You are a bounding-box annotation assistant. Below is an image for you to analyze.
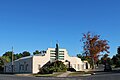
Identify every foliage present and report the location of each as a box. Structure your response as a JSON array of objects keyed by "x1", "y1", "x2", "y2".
[
  {"x1": 49, "y1": 61, "x2": 67, "y2": 72},
  {"x1": 101, "y1": 54, "x2": 109, "y2": 65},
  {"x1": 117, "y1": 46, "x2": 120, "y2": 54},
  {"x1": 2, "y1": 51, "x2": 31, "y2": 61},
  {"x1": 0, "y1": 57, "x2": 8, "y2": 71},
  {"x1": 101, "y1": 54, "x2": 112, "y2": 65},
  {"x1": 77, "y1": 54, "x2": 86, "y2": 61},
  {"x1": 115, "y1": 60, "x2": 120, "y2": 68},
  {"x1": 112, "y1": 55, "x2": 118, "y2": 65},
  {"x1": 39, "y1": 61, "x2": 67, "y2": 74},
  {"x1": 33, "y1": 50, "x2": 40, "y2": 55},
  {"x1": 22, "y1": 51, "x2": 30, "y2": 57},
  {"x1": 81, "y1": 32, "x2": 110, "y2": 69},
  {"x1": 14, "y1": 53, "x2": 23, "y2": 60},
  {"x1": 2, "y1": 56, "x2": 11, "y2": 63},
  {"x1": 77, "y1": 53, "x2": 92, "y2": 67},
  {"x1": 33, "y1": 50, "x2": 46, "y2": 56},
  {"x1": 2, "y1": 51, "x2": 13, "y2": 62},
  {"x1": 112, "y1": 46, "x2": 120, "y2": 67}
]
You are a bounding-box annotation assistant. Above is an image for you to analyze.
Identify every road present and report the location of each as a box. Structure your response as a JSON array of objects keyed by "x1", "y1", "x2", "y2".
[
  {"x1": 78, "y1": 71, "x2": 120, "y2": 80},
  {"x1": 1, "y1": 72, "x2": 120, "y2": 80}
]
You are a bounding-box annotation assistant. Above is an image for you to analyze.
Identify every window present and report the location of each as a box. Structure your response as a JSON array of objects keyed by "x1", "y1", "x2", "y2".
[
  {"x1": 19, "y1": 65, "x2": 21, "y2": 71},
  {"x1": 22, "y1": 65, "x2": 24, "y2": 70},
  {"x1": 13, "y1": 65, "x2": 15, "y2": 71},
  {"x1": 74, "y1": 64, "x2": 76, "y2": 68},
  {"x1": 50, "y1": 53, "x2": 55, "y2": 54},
  {"x1": 50, "y1": 50, "x2": 55, "y2": 52},
  {"x1": 59, "y1": 58, "x2": 64, "y2": 60},
  {"x1": 58, "y1": 55, "x2": 64, "y2": 60},
  {"x1": 59, "y1": 55, "x2": 64, "y2": 57},
  {"x1": 78, "y1": 64, "x2": 80, "y2": 70},
  {"x1": 19, "y1": 65, "x2": 24, "y2": 71},
  {"x1": 25, "y1": 64, "x2": 28, "y2": 71},
  {"x1": 59, "y1": 51, "x2": 64, "y2": 52},
  {"x1": 50, "y1": 56, "x2": 56, "y2": 57},
  {"x1": 59, "y1": 53, "x2": 64, "y2": 55}
]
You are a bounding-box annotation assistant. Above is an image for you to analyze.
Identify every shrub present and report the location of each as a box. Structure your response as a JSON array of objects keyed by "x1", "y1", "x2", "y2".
[
  {"x1": 115, "y1": 60, "x2": 120, "y2": 68},
  {"x1": 39, "y1": 67, "x2": 53, "y2": 74},
  {"x1": 39, "y1": 61, "x2": 67, "y2": 74}
]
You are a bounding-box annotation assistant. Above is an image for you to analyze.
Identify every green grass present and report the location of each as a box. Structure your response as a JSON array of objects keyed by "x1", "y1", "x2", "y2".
[
  {"x1": 33, "y1": 72, "x2": 64, "y2": 77},
  {"x1": 68, "y1": 71, "x2": 93, "y2": 77}
]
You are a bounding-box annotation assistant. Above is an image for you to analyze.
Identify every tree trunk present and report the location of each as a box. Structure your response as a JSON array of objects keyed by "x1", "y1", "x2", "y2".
[{"x1": 92, "y1": 57, "x2": 95, "y2": 69}]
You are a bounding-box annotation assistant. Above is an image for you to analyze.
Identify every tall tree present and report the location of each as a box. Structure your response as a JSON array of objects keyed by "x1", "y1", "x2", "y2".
[
  {"x1": 2, "y1": 51, "x2": 13, "y2": 62},
  {"x1": 111, "y1": 46, "x2": 120, "y2": 67},
  {"x1": 0, "y1": 57, "x2": 8, "y2": 71},
  {"x1": 81, "y1": 32, "x2": 110, "y2": 69},
  {"x1": 2, "y1": 56, "x2": 11, "y2": 63},
  {"x1": 14, "y1": 53, "x2": 23, "y2": 60},
  {"x1": 101, "y1": 54, "x2": 112, "y2": 65},
  {"x1": 77, "y1": 53, "x2": 88, "y2": 61},
  {"x1": 112, "y1": 55, "x2": 117, "y2": 65},
  {"x1": 117, "y1": 46, "x2": 120, "y2": 54},
  {"x1": 22, "y1": 51, "x2": 30, "y2": 57},
  {"x1": 33, "y1": 50, "x2": 40, "y2": 55}
]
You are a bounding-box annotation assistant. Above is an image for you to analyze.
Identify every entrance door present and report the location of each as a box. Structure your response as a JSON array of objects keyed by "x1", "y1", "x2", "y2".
[{"x1": 86, "y1": 63, "x2": 88, "y2": 69}]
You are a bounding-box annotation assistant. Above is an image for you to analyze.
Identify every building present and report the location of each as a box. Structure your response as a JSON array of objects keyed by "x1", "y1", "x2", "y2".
[{"x1": 4, "y1": 44, "x2": 90, "y2": 74}]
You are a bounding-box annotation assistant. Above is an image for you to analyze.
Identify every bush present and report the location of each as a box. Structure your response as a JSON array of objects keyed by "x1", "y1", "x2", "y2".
[
  {"x1": 115, "y1": 60, "x2": 120, "y2": 68},
  {"x1": 39, "y1": 61, "x2": 67, "y2": 74},
  {"x1": 67, "y1": 68, "x2": 76, "y2": 72},
  {"x1": 38, "y1": 67, "x2": 53, "y2": 74},
  {"x1": 50, "y1": 61, "x2": 67, "y2": 72}
]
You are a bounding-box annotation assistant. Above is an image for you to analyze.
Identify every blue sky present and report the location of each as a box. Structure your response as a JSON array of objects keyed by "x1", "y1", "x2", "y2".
[{"x1": 0, "y1": 0, "x2": 120, "y2": 57}]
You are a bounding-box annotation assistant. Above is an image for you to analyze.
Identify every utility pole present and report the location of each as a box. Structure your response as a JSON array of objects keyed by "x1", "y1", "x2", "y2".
[{"x1": 11, "y1": 46, "x2": 14, "y2": 73}]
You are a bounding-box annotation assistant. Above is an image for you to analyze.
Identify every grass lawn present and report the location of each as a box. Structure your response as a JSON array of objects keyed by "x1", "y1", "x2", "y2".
[
  {"x1": 33, "y1": 72, "x2": 65, "y2": 77},
  {"x1": 68, "y1": 71, "x2": 94, "y2": 77}
]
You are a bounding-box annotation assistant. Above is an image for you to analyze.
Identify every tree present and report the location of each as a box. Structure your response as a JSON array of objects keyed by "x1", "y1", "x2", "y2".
[
  {"x1": 111, "y1": 46, "x2": 120, "y2": 67},
  {"x1": 2, "y1": 56, "x2": 11, "y2": 63},
  {"x1": 0, "y1": 57, "x2": 8, "y2": 72},
  {"x1": 77, "y1": 54, "x2": 84, "y2": 60},
  {"x1": 81, "y1": 32, "x2": 110, "y2": 69},
  {"x1": 2, "y1": 51, "x2": 13, "y2": 62},
  {"x1": 33, "y1": 50, "x2": 40, "y2": 55},
  {"x1": 14, "y1": 53, "x2": 23, "y2": 60},
  {"x1": 112, "y1": 55, "x2": 117, "y2": 65},
  {"x1": 22, "y1": 51, "x2": 30, "y2": 57},
  {"x1": 77, "y1": 53, "x2": 89, "y2": 61},
  {"x1": 101, "y1": 54, "x2": 112, "y2": 65},
  {"x1": 117, "y1": 46, "x2": 120, "y2": 54}
]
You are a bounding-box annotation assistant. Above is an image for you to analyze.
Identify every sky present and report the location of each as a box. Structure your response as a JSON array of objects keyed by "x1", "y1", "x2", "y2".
[{"x1": 0, "y1": 0, "x2": 120, "y2": 57}]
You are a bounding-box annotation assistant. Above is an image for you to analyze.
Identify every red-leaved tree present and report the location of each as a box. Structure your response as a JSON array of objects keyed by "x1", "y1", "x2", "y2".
[{"x1": 81, "y1": 32, "x2": 110, "y2": 69}]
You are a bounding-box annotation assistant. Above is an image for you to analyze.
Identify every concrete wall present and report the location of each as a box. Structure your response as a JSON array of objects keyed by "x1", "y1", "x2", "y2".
[
  {"x1": 4, "y1": 56, "x2": 33, "y2": 73},
  {"x1": 32, "y1": 50, "x2": 50, "y2": 73},
  {"x1": 61, "y1": 49, "x2": 85, "y2": 71}
]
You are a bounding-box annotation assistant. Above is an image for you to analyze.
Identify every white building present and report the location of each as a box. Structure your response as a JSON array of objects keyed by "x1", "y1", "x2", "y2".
[{"x1": 4, "y1": 44, "x2": 90, "y2": 74}]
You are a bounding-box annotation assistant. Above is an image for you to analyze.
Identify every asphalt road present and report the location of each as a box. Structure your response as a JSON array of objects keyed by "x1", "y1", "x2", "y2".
[{"x1": 1, "y1": 72, "x2": 120, "y2": 80}]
